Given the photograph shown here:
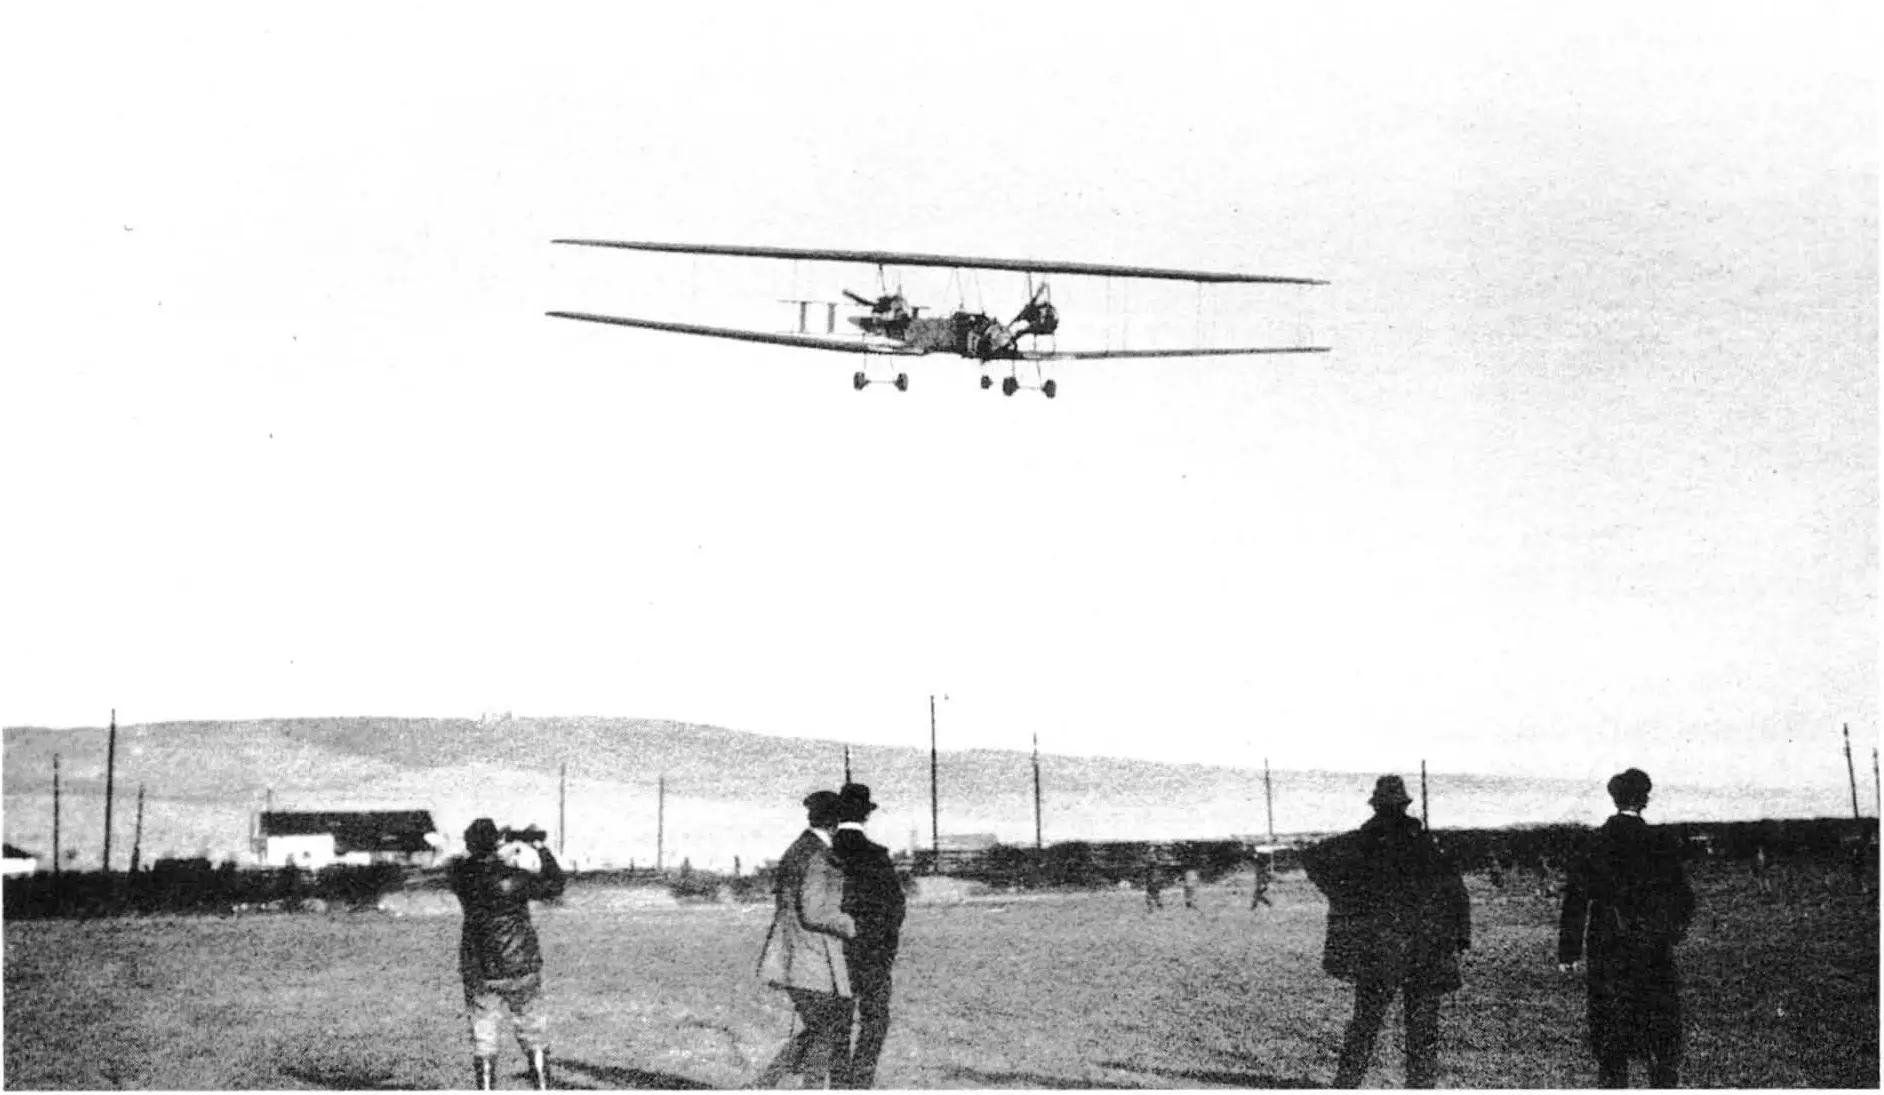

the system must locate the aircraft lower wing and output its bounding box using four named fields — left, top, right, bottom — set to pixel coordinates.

left=547, top=311, right=920, bottom=355
left=1025, top=345, right=1331, bottom=360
